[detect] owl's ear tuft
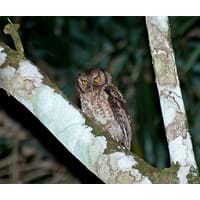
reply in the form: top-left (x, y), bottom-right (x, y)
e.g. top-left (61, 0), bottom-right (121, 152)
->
top-left (98, 69), bottom-right (112, 85)
top-left (105, 71), bottom-right (112, 84)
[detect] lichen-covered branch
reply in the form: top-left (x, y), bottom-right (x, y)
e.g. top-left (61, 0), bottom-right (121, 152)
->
top-left (0, 22), bottom-right (199, 184)
top-left (0, 23), bottom-right (156, 184)
top-left (146, 16), bottom-right (198, 183)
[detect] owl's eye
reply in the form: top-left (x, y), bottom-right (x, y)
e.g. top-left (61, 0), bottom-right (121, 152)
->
top-left (82, 80), bottom-right (88, 86)
top-left (94, 76), bottom-right (101, 83)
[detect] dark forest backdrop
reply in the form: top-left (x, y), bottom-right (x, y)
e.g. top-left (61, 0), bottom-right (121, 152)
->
top-left (0, 16), bottom-right (200, 183)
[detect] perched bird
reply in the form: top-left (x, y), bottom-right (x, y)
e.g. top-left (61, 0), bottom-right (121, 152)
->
top-left (77, 69), bottom-right (133, 150)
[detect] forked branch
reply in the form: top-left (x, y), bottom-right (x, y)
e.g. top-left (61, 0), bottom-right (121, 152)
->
top-left (0, 21), bottom-right (199, 183)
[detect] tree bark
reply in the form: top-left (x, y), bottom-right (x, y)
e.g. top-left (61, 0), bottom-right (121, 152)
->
top-left (0, 21), bottom-right (199, 183)
top-left (146, 16), bottom-right (198, 183)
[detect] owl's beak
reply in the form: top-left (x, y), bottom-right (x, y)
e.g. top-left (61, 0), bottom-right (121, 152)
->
top-left (87, 84), bottom-right (93, 91)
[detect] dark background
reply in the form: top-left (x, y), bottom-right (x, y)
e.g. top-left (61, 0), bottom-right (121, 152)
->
top-left (0, 16), bottom-right (200, 183)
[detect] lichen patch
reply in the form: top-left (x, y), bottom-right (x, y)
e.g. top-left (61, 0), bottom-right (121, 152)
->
top-left (0, 47), bottom-right (7, 66)
top-left (159, 87), bottom-right (188, 141)
top-left (95, 152), bottom-right (151, 183)
top-left (177, 166), bottom-right (190, 184)
top-left (0, 60), bottom-right (44, 98)
top-left (151, 16), bottom-right (169, 32)
top-left (18, 60), bottom-right (43, 88)
top-left (32, 85), bottom-right (109, 169)
top-left (169, 132), bottom-right (197, 183)
top-left (154, 54), bottom-right (177, 87)
top-left (166, 112), bottom-right (187, 141)
top-left (116, 153), bottom-right (137, 171)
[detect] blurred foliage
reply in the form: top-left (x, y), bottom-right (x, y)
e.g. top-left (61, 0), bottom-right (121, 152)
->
top-left (0, 16), bottom-right (200, 183)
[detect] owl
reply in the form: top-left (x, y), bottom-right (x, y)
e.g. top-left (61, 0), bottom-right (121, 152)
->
top-left (77, 69), bottom-right (133, 150)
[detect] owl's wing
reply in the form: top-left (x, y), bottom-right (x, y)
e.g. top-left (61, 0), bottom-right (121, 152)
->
top-left (105, 84), bottom-right (133, 150)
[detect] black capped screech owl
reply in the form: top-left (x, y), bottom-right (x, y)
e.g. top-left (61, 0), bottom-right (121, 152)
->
top-left (77, 69), bottom-right (133, 150)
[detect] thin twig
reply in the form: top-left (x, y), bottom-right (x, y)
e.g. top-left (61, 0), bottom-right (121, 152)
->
top-left (3, 23), bottom-right (24, 58)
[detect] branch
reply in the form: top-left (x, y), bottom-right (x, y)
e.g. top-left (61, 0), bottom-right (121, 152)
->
top-left (146, 16), bottom-right (198, 183)
top-left (4, 23), bottom-right (24, 58)
top-left (0, 22), bottom-right (199, 183)
top-left (0, 23), bottom-right (155, 184)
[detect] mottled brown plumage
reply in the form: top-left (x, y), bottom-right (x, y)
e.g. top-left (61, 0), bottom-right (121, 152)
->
top-left (77, 69), bottom-right (133, 150)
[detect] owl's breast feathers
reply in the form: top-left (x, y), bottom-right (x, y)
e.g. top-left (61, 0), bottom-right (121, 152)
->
top-left (80, 86), bottom-right (132, 150)
top-left (80, 90), bottom-right (115, 126)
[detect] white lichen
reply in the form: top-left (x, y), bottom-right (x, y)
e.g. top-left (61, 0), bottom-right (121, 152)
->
top-left (177, 166), bottom-right (191, 184)
top-left (88, 136), bottom-right (107, 167)
top-left (168, 132), bottom-right (197, 183)
top-left (32, 85), bottom-right (107, 168)
top-left (18, 60), bottom-right (43, 87)
top-left (160, 96), bottom-right (177, 127)
top-left (95, 152), bottom-right (152, 183)
top-left (159, 86), bottom-right (185, 127)
top-left (170, 86), bottom-right (185, 112)
top-left (0, 60), bottom-right (44, 98)
top-left (112, 152), bottom-right (151, 183)
top-left (109, 152), bottom-right (135, 172)
top-left (169, 132), bottom-right (196, 167)
top-left (0, 47), bottom-right (7, 66)
top-left (151, 16), bottom-right (169, 32)
top-left (152, 49), bottom-right (167, 56)
top-left (115, 152), bottom-right (137, 171)
top-left (0, 66), bottom-right (16, 87)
